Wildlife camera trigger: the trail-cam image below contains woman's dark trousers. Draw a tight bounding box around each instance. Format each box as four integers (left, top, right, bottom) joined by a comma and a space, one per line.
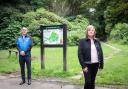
83, 63, 99, 89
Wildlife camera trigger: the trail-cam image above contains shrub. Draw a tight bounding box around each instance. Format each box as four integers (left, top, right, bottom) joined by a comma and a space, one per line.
32, 37, 40, 46
0, 15, 22, 49
110, 23, 128, 44
22, 9, 88, 46
67, 15, 89, 46
0, 7, 89, 49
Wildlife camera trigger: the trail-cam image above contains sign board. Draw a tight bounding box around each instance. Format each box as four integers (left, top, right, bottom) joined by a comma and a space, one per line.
43, 28, 63, 45
40, 24, 67, 71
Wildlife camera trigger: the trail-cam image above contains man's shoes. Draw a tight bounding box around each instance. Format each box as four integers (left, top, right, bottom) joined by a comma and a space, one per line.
19, 81, 25, 85
27, 80, 31, 85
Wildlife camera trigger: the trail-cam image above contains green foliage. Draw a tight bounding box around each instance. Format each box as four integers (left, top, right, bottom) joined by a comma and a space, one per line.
0, 5, 88, 49
79, 0, 128, 39
67, 15, 89, 45
1, 0, 128, 48
67, 31, 79, 46
22, 9, 88, 46
0, 7, 22, 49
30, 0, 84, 16
22, 8, 72, 31
0, 2, 35, 50
104, 0, 128, 35
22, 8, 71, 46
32, 37, 40, 46
110, 23, 128, 44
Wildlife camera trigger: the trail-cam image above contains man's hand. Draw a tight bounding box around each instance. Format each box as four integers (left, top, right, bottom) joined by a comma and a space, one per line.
20, 51, 25, 56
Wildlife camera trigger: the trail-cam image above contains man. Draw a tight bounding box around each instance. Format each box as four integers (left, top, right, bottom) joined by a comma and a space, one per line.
16, 27, 33, 85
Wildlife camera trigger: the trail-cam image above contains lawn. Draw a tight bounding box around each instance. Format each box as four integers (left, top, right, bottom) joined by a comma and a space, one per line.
0, 42, 128, 87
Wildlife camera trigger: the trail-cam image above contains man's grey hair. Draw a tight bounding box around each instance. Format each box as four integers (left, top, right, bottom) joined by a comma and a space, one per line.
21, 27, 28, 32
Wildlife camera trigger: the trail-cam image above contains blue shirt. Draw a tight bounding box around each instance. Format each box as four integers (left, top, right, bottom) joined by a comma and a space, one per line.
16, 35, 32, 55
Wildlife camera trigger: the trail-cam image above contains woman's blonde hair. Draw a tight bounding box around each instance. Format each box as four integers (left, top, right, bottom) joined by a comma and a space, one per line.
85, 25, 96, 39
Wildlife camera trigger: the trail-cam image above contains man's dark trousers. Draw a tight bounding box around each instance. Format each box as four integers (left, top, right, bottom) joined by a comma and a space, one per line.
19, 55, 31, 82
83, 63, 99, 89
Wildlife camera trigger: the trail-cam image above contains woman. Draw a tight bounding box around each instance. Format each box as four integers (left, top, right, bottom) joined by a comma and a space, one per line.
78, 25, 104, 89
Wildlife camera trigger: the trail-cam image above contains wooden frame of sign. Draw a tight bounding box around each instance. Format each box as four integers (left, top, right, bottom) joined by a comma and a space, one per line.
40, 24, 67, 71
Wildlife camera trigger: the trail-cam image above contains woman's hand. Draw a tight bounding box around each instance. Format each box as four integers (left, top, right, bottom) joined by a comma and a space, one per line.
83, 67, 88, 73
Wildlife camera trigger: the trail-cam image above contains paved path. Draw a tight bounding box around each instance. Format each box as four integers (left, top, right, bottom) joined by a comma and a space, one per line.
0, 75, 117, 89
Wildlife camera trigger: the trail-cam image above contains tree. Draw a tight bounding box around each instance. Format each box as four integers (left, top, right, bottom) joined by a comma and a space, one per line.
78, 0, 128, 40
105, 0, 128, 35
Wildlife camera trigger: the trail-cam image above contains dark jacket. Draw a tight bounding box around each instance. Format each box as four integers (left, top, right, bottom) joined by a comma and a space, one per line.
16, 35, 33, 56
78, 38, 104, 69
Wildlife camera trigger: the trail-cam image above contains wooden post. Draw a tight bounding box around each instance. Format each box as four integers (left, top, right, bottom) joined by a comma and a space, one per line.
40, 29, 45, 69
8, 50, 11, 58
63, 24, 67, 71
